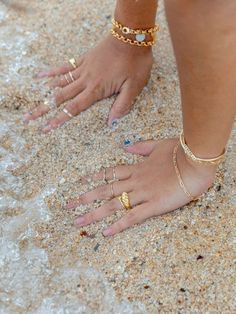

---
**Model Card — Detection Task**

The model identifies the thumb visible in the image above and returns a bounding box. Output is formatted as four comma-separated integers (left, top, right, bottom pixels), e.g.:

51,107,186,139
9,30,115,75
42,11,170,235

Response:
108,80,139,127
124,140,157,156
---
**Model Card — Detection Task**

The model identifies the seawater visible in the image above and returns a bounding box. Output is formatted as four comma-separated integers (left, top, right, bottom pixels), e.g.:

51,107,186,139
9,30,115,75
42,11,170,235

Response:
0,5,146,314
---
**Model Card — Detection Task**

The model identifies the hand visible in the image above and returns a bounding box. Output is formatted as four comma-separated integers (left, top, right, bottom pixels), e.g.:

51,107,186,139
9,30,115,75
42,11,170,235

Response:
66,138,217,237
24,35,154,133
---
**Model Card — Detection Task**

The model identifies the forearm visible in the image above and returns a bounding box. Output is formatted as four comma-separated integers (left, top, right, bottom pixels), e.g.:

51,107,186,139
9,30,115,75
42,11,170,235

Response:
114,0,158,29
165,0,236,158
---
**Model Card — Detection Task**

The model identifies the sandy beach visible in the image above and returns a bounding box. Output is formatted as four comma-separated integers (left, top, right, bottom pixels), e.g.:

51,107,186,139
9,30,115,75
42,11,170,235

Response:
0,0,235,313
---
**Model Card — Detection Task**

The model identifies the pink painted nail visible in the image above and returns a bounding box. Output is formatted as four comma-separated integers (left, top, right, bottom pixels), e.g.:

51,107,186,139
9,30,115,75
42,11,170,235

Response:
65,202,76,209
75,217,85,226
103,228,113,237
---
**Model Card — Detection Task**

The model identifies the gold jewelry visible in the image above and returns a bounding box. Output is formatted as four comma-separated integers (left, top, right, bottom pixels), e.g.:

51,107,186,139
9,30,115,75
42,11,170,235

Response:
64,74,70,84
69,58,77,69
111,18,160,47
68,71,75,83
118,192,132,210
112,167,117,180
43,99,56,110
180,132,226,166
110,183,115,198
103,168,108,183
62,108,74,119
173,143,195,201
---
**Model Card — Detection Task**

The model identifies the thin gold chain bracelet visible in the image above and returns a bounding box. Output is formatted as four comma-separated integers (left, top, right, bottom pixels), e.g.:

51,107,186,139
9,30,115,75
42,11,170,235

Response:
180,132,226,166
173,143,195,201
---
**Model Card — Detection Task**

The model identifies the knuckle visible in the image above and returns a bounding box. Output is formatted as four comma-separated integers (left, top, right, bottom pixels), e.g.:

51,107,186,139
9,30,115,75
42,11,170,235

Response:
108,199,117,211
126,211,136,225
97,185,108,199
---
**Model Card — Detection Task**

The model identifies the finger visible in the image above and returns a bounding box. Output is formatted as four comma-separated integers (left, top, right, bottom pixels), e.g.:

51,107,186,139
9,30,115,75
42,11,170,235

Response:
36,57,84,79
71,180,132,208
54,78,85,106
41,89,94,133
108,80,140,127
74,191,140,226
123,140,157,156
23,103,50,123
82,165,133,184
103,203,151,237
49,67,81,88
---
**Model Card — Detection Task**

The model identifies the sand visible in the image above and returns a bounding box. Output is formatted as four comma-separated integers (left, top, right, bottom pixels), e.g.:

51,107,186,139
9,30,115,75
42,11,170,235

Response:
0,0,235,313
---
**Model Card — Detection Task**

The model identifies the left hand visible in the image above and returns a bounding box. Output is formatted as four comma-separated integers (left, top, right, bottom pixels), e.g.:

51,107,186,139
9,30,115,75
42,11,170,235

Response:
66,138,217,237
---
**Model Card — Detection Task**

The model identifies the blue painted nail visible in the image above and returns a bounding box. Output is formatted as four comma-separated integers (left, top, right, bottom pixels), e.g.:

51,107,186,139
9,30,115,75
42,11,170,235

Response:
111,119,119,128
124,139,133,147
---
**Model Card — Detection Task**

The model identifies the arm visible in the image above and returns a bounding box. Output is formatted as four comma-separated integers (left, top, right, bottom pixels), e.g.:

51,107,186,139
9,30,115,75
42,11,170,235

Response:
115,0,158,29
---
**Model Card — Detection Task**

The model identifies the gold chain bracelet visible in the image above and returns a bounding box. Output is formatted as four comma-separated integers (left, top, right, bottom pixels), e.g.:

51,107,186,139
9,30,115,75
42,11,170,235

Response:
110,29,156,47
173,143,195,201
112,18,160,35
111,18,160,47
180,132,226,166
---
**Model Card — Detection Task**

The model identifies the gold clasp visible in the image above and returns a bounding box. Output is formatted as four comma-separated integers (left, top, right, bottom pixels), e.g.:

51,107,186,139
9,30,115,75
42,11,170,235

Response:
122,27,130,34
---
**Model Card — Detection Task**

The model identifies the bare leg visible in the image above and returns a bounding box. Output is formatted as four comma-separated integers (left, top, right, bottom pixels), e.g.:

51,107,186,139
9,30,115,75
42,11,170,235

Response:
165,0,236,157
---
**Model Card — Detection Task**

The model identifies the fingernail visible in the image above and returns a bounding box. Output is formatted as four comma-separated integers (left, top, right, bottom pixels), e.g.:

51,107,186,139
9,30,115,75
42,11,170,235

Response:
37,71,49,78
65,202,75,209
111,119,119,128
103,228,113,237
75,217,85,226
23,118,29,125
124,139,133,147
41,125,52,133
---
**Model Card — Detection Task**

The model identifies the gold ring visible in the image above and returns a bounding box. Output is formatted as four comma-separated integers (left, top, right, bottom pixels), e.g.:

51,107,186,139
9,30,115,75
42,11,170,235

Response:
112,167,117,180
110,183,115,198
103,168,108,183
68,71,75,82
69,58,77,69
43,99,56,110
64,74,70,84
63,108,74,119
118,192,132,210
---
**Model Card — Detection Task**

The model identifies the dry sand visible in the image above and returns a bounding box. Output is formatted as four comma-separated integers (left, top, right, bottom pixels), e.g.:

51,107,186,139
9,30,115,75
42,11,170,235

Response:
0,0,235,313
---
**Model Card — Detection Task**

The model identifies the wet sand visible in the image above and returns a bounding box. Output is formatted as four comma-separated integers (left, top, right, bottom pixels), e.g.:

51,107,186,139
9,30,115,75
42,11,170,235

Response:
0,1,235,313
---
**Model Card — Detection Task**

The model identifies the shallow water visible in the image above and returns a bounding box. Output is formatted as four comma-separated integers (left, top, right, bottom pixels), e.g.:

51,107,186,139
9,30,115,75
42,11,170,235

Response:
0,4,146,313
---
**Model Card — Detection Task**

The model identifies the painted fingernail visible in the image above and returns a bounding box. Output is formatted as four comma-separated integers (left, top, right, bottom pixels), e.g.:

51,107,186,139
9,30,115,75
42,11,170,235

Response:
75,217,85,226
103,228,113,237
65,202,75,209
111,119,119,128
37,71,49,78
124,139,133,147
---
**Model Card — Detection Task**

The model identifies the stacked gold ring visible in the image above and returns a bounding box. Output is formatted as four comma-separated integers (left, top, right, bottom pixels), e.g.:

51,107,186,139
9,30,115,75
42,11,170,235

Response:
118,192,132,210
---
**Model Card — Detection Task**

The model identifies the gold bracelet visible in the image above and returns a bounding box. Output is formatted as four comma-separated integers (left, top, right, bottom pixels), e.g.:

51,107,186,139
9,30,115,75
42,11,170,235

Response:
180,132,226,166
173,143,195,201
111,18,160,47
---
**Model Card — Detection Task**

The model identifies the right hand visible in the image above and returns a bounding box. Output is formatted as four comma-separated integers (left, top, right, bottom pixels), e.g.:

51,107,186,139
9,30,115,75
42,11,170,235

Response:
24,34,154,133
